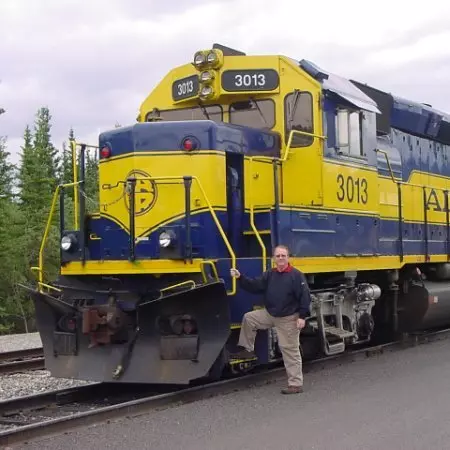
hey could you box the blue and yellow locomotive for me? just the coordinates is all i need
[31,44,450,384]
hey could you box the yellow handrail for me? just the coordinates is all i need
[70,140,101,230]
[242,130,326,272]
[375,149,397,183]
[248,157,267,272]
[375,148,448,192]
[70,139,79,230]
[189,176,236,295]
[200,260,219,283]
[30,268,61,293]
[283,129,327,162]
[159,280,196,297]
[127,176,237,295]
[35,181,81,293]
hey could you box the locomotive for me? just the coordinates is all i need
[30,44,450,384]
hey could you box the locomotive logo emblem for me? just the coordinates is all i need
[123,169,158,216]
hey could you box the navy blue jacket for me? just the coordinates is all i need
[238,265,311,319]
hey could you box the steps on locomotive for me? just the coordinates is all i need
[324,341,345,355]
[324,326,354,339]
[323,327,355,355]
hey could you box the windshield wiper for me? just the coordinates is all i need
[249,97,269,128]
[198,103,211,120]
[147,108,163,122]
[289,90,300,128]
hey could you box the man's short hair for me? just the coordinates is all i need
[273,245,289,255]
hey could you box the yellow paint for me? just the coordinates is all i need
[99,153,226,238]
[61,259,206,275]
[50,48,450,283]
[291,254,450,273]
[323,160,379,215]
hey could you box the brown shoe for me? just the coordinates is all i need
[281,385,303,394]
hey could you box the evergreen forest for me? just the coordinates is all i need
[0,107,99,333]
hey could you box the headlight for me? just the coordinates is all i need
[200,70,214,82]
[159,231,173,248]
[61,235,74,251]
[200,85,213,97]
[206,51,218,64]
[193,52,206,67]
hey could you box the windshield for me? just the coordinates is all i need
[145,100,276,131]
[229,99,275,129]
[145,105,222,123]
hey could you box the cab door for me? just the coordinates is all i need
[226,152,244,254]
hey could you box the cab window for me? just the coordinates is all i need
[336,109,364,157]
[229,99,275,129]
[145,105,222,123]
[284,92,313,147]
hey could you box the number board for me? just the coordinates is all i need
[221,69,279,92]
[172,75,199,101]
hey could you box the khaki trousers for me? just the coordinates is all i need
[238,308,303,387]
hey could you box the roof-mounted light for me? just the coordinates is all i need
[207,51,218,64]
[199,85,214,100]
[200,70,214,82]
[205,49,223,69]
[193,49,223,70]
[193,51,206,68]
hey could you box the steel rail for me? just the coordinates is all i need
[0,348,45,375]
[0,348,43,362]
[1,327,450,446]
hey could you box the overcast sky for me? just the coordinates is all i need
[1,0,450,164]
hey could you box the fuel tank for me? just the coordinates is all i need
[397,280,450,332]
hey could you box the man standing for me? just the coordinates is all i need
[230,245,311,394]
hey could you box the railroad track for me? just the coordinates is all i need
[1,328,450,447]
[0,348,45,375]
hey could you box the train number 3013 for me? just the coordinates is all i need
[336,174,368,204]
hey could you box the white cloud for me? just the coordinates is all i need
[1,0,450,163]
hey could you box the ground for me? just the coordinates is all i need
[12,338,450,450]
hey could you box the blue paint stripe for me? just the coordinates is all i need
[87,208,450,261]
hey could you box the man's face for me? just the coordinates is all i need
[273,247,289,270]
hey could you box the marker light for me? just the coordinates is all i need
[181,137,198,151]
[100,146,111,158]
[183,139,193,151]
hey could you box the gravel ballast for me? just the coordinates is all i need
[0,332,91,401]
[0,332,42,352]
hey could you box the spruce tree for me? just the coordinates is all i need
[84,149,99,212]
[18,125,39,208]
[18,111,60,298]
[0,137,29,332]
[0,136,13,299]
[33,107,60,191]
[61,128,75,189]
[0,136,13,199]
